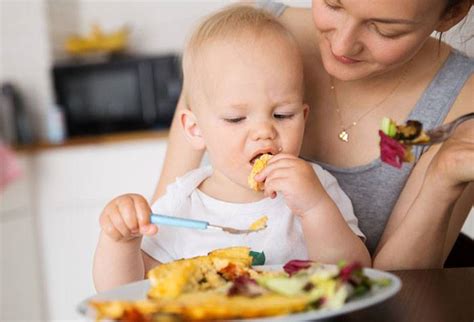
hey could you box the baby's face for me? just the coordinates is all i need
[192,32,308,191]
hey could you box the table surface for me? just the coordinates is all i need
[330,267,474,322]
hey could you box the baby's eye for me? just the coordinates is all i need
[274,113,294,120]
[324,0,341,10]
[224,117,246,123]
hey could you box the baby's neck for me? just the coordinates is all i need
[198,174,265,204]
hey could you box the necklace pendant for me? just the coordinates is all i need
[338,130,349,142]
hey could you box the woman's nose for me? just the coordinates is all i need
[250,121,277,141]
[331,20,363,57]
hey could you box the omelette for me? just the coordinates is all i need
[248,153,272,191]
[90,247,385,321]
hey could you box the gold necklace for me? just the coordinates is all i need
[330,66,409,142]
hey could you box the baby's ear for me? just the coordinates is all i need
[180,109,206,150]
[302,103,310,122]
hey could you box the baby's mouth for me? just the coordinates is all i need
[250,152,273,165]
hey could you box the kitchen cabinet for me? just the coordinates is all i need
[0,155,44,321]
[34,138,168,320]
[2,134,168,321]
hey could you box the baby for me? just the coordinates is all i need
[93,5,370,292]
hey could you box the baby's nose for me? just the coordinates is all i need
[250,121,276,141]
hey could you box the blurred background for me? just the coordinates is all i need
[0,0,472,321]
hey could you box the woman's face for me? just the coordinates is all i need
[312,0,448,80]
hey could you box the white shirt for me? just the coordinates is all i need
[142,164,364,265]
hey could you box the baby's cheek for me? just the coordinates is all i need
[283,129,306,156]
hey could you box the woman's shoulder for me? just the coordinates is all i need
[437,44,473,121]
[447,70,473,120]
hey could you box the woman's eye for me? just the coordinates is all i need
[224,117,245,123]
[370,24,401,39]
[274,114,294,120]
[376,30,399,39]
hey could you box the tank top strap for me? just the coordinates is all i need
[407,50,474,160]
[408,50,474,128]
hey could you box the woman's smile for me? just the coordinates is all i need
[332,53,361,64]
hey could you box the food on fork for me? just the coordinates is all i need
[248,153,272,191]
[379,117,430,168]
[249,215,268,231]
[90,247,391,321]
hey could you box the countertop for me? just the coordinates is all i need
[13,129,169,153]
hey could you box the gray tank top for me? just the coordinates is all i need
[258,1,474,253]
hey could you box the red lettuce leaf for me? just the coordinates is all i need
[379,130,406,168]
[283,260,313,276]
[227,276,263,297]
[339,262,363,282]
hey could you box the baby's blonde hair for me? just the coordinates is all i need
[182,5,296,107]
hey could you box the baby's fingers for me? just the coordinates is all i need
[116,195,141,233]
[263,175,287,199]
[110,204,138,238]
[254,154,296,182]
[131,195,158,235]
[100,212,127,241]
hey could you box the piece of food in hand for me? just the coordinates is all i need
[90,247,391,321]
[379,117,430,168]
[249,215,268,231]
[248,153,272,191]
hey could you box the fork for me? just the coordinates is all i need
[414,112,474,146]
[150,213,265,235]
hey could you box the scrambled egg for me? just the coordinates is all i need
[249,215,268,231]
[147,247,252,299]
[91,246,311,321]
[248,154,272,191]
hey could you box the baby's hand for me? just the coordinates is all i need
[254,154,327,217]
[99,194,157,242]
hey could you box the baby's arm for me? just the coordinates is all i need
[256,154,371,266]
[93,194,160,292]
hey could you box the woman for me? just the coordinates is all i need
[153,0,473,269]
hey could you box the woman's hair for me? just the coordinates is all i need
[181,5,295,106]
[444,0,470,12]
[438,0,473,43]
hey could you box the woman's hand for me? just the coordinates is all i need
[99,193,157,242]
[374,120,473,269]
[426,121,474,191]
[254,154,327,217]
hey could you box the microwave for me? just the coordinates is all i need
[52,54,182,137]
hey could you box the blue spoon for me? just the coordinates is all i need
[150,213,264,234]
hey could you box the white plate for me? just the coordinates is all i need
[78,265,401,321]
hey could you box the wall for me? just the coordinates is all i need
[0,0,54,141]
[47,0,230,61]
